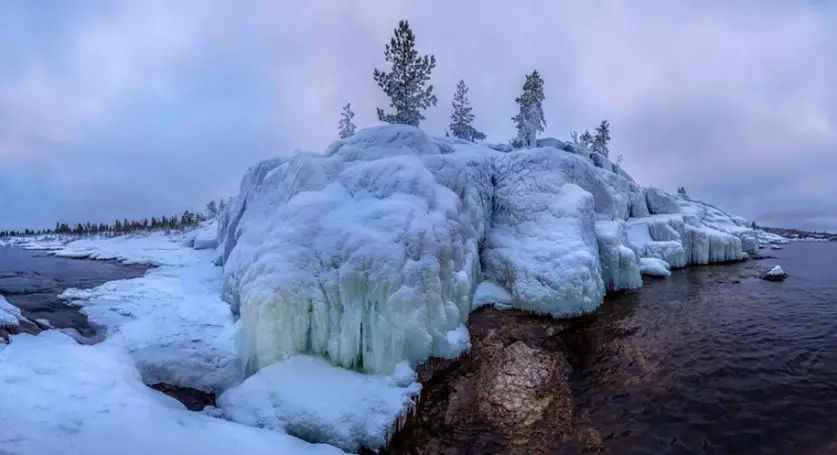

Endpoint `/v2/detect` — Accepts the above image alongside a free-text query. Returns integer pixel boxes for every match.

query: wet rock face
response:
[377,308,602,455]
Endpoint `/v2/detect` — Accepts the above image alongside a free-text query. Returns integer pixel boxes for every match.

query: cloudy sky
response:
[2,1,836,231]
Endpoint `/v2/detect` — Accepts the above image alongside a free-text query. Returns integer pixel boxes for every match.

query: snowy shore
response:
[1,125,790,454]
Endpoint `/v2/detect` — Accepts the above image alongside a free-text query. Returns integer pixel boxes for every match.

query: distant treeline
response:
[0,199,228,239]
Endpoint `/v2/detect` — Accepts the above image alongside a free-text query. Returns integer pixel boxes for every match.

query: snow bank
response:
[639,257,672,277]
[0,331,344,455]
[219,125,756,380]
[217,355,420,452]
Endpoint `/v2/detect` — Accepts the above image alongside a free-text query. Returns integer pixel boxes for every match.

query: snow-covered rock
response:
[770,244,783,250]
[0,294,23,329]
[639,257,672,277]
[471,280,513,310]
[0,331,344,455]
[218,125,755,380]
[645,187,681,215]
[763,265,787,281]
[217,355,420,452]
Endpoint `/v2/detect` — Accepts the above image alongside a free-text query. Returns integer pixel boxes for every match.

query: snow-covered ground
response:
[2,228,418,454]
[1,125,792,454]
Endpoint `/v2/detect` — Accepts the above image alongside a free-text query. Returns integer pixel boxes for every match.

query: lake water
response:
[0,246,148,336]
[570,242,837,454]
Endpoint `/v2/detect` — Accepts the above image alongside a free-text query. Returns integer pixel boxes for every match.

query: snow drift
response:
[217,125,756,377]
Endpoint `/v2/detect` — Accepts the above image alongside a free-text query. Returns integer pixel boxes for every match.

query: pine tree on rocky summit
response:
[593,120,611,157]
[337,102,357,138]
[373,20,437,126]
[448,80,486,142]
[512,71,546,148]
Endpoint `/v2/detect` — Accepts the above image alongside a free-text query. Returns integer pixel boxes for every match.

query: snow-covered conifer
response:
[593,120,611,157]
[337,102,356,138]
[373,20,437,126]
[511,71,546,148]
[448,80,485,142]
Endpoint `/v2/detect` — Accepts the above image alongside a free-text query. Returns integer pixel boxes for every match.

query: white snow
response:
[471,280,513,310]
[217,355,420,452]
[639,257,672,277]
[0,331,345,455]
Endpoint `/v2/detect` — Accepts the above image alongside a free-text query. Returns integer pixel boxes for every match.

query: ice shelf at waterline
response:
[215,124,772,378]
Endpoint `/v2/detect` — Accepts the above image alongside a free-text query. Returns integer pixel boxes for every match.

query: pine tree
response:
[511,71,546,148]
[592,120,611,157]
[677,186,687,196]
[206,200,218,218]
[373,20,437,126]
[337,103,357,139]
[448,80,486,142]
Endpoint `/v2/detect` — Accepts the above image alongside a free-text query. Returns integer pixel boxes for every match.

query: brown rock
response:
[374,307,602,455]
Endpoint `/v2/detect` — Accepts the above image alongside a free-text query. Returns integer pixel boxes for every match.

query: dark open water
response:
[0,246,147,336]
[569,242,837,455]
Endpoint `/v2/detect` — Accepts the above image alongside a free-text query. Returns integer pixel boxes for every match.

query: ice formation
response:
[217,125,759,378]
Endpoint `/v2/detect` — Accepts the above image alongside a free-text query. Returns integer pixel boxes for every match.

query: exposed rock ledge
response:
[368,307,602,455]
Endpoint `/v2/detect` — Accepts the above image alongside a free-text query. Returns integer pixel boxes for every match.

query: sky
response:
[1,0,836,232]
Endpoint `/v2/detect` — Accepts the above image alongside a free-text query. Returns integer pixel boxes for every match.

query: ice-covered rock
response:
[471,281,513,310]
[217,355,420,452]
[221,126,492,376]
[0,295,22,329]
[639,257,672,277]
[763,265,787,281]
[770,244,783,250]
[645,187,681,215]
[218,125,753,380]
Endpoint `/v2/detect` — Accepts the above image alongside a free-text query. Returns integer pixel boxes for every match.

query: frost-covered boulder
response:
[639,257,672,277]
[627,214,743,267]
[645,187,681,215]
